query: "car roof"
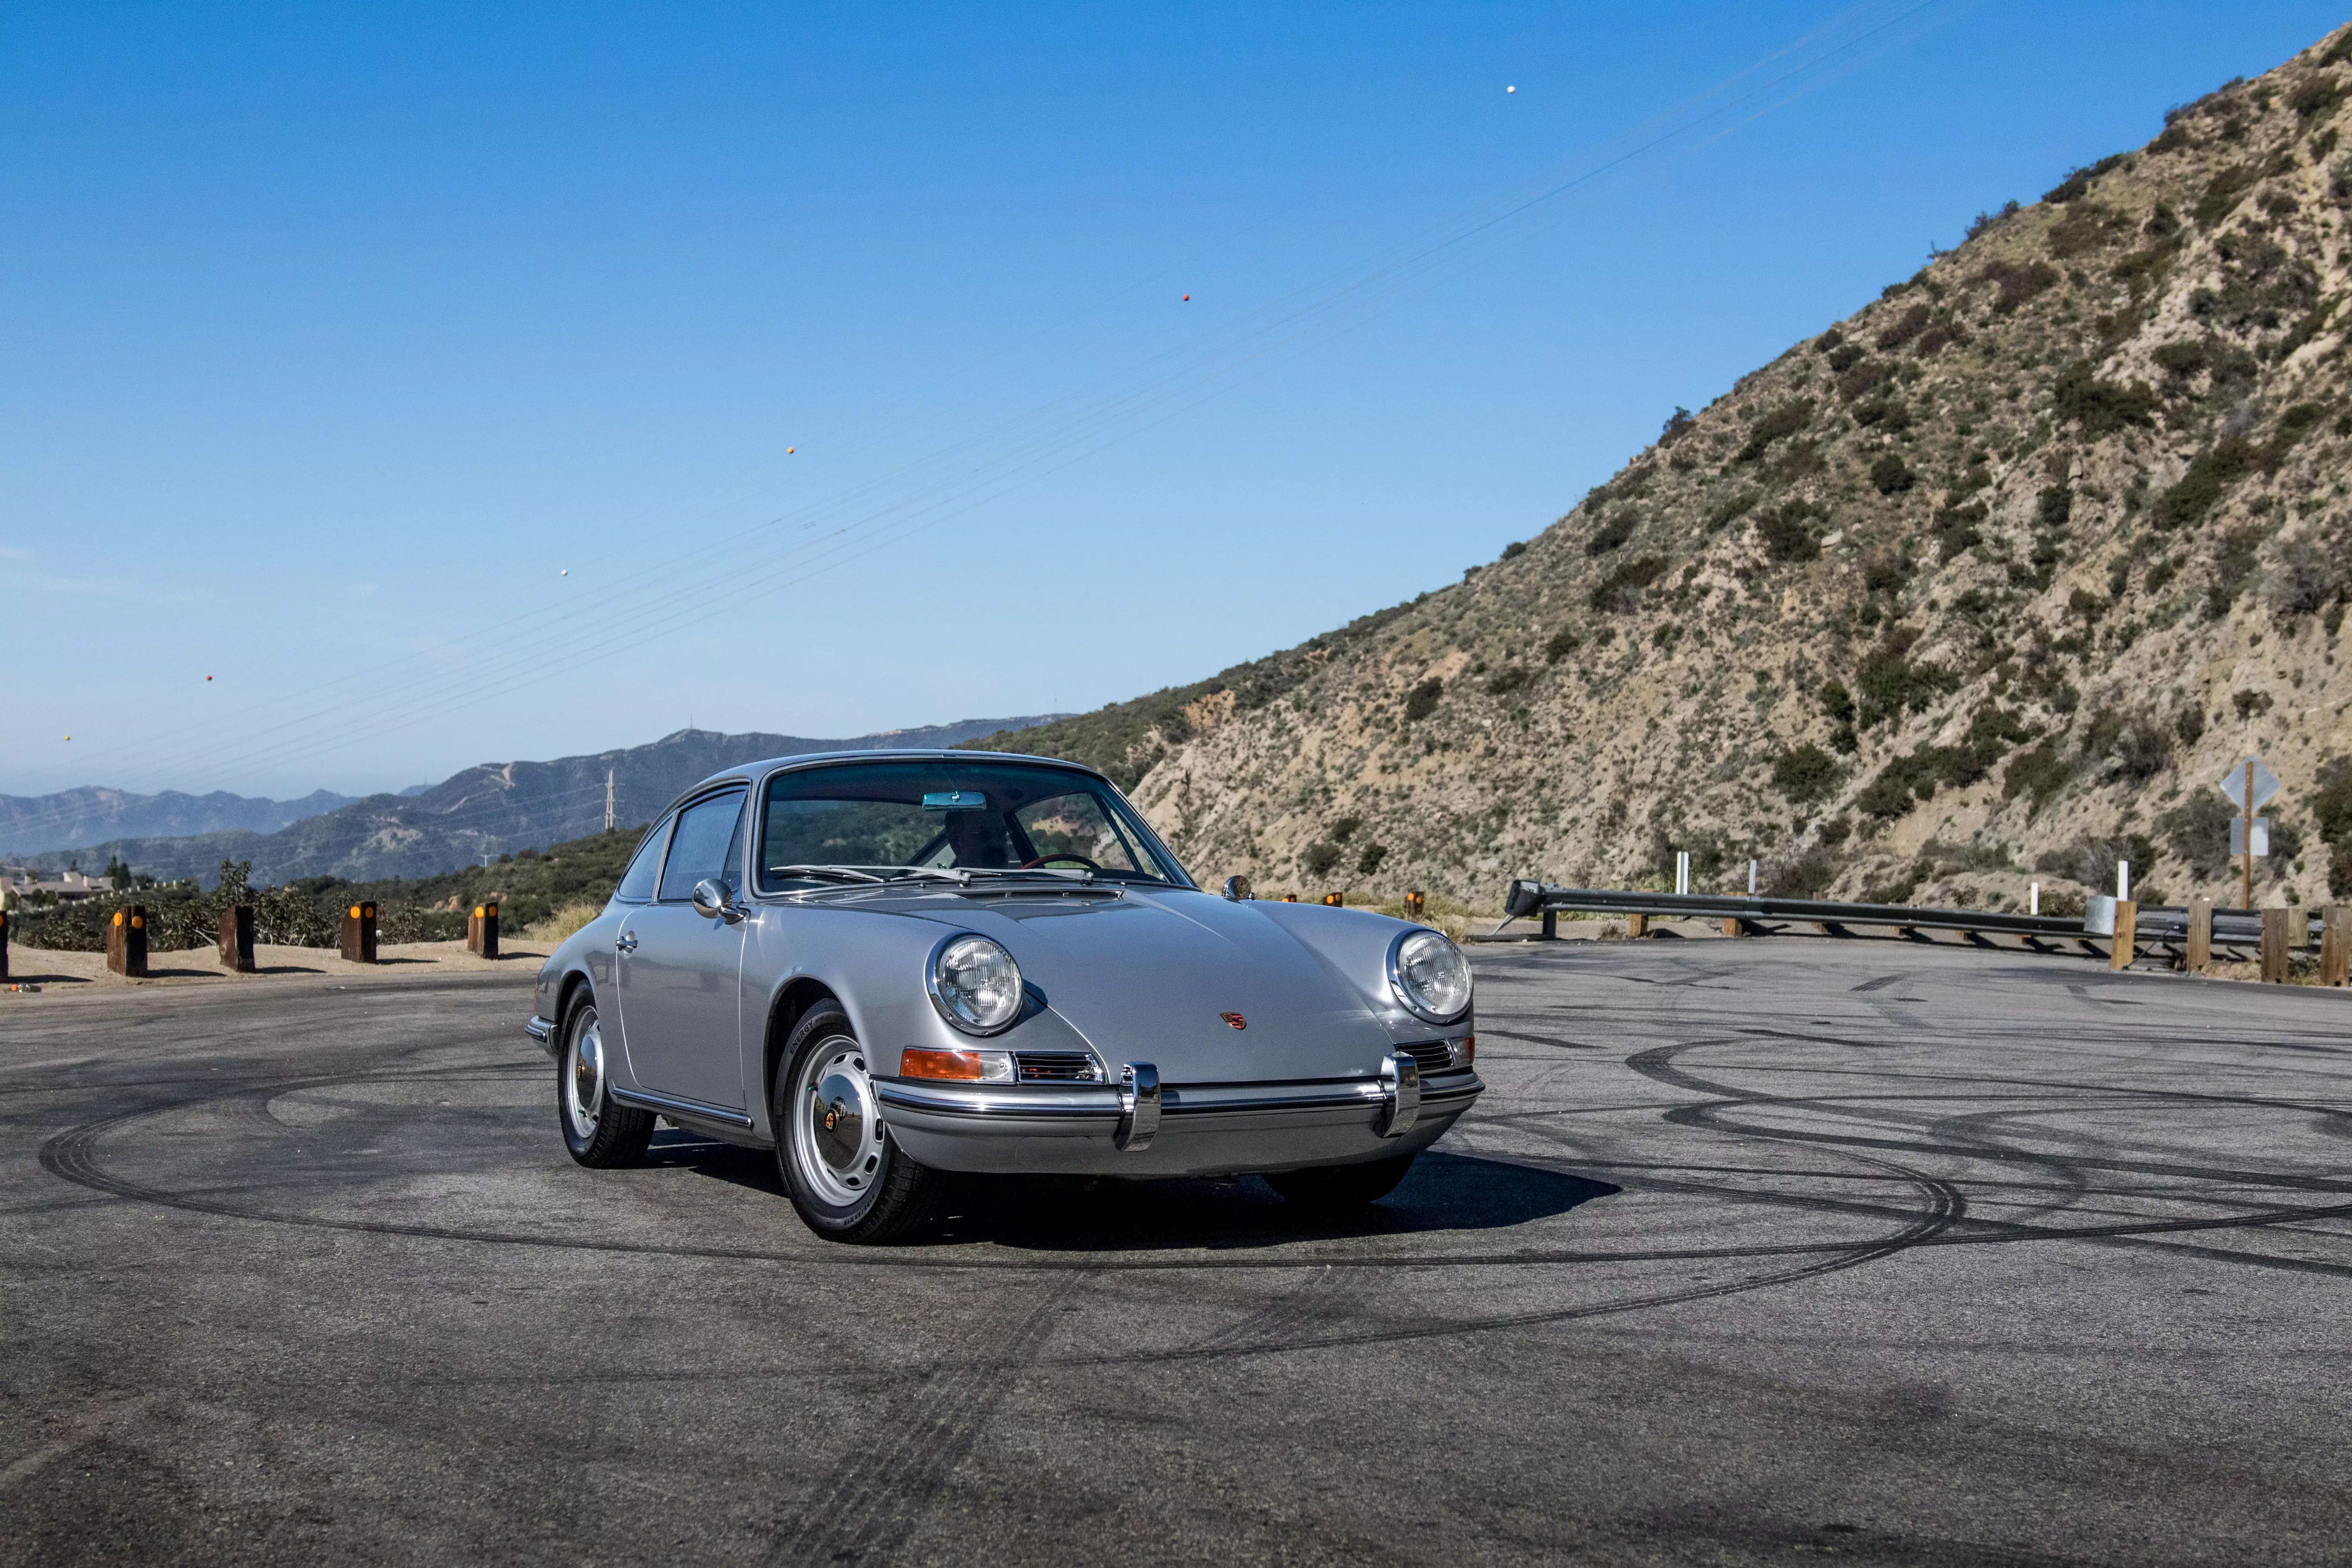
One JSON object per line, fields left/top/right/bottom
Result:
{"left": 661, "top": 749, "right": 1109, "bottom": 818}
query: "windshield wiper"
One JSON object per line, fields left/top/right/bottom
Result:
{"left": 768, "top": 864, "right": 886, "bottom": 885}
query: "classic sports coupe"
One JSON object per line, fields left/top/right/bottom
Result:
{"left": 525, "top": 751, "right": 1482, "bottom": 1241}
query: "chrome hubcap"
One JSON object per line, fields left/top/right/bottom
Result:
{"left": 566, "top": 1012, "right": 606, "bottom": 1140}
{"left": 793, "top": 1036, "right": 883, "bottom": 1208}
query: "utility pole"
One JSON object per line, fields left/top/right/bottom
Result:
{"left": 604, "top": 770, "right": 616, "bottom": 833}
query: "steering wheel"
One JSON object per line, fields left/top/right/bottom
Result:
{"left": 1019, "top": 853, "right": 1101, "bottom": 871}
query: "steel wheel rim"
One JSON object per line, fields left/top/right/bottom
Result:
{"left": 566, "top": 1010, "right": 606, "bottom": 1140}
{"left": 792, "top": 1034, "right": 883, "bottom": 1208}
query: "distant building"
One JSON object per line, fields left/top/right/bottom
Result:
{"left": 0, "top": 867, "right": 115, "bottom": 907}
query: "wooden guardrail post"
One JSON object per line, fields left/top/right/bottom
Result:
{"left": 1404, "top": 890, "right": 1425, "bottom": 922}
{"left": 2186, "top": 897, "right": 2212, "bottom": 973}
{"left": 106, "top": 905, "right": 148, "bottom": 978}
{"left": 1627, "top": 912, "right": 1649, "bottom": 939}
{"left": 2322, "top": 906, "right": 2348, "bottom": 986}
{"left": 2109, "top": 901, "right": 2137, "bottom": 972}
{"left": 1321, "top": 892, "right": 1344, "bottom": 907}
{"left": 2260, "top": 907, "right": 2289, "bottom": 983}
{"left": 340, "top": 900, "right": 377, "bottom": 964}
{"left": 467, "top": 901, "right": 500, "bottom": 959}
{"left": 0, "top": 908, "right": 9, "bottom": 980}
{"left": 218, "top": 905, "right": 256, "bottom": 973}
{"left": 1720, "top": 917, "right": 1742, "bottom": 937}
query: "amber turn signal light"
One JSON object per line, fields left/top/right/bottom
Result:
{"left": 900, "top": 1048, "right": 1014, "bottom": 1083}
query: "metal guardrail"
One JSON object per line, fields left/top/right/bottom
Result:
{"left": 1496, "top": 881, "right": 2088, "bottom": 942}
{"left": 1494, "top": 880, "right": 2323, "bottom": 951}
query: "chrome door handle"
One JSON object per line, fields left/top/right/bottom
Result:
{"left": 615, "top": 933, "right": 638, "bottom": 954}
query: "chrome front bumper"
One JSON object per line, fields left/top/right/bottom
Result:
{"left": 875, "top": 1058, "right": 1482, "bottom": 1177}
{"left": 525, "top": 1014, "right": 555, "bottom": 1055}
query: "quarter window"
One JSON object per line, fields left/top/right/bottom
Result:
{"left": 657, "top": 790, "right": 747, "bottom": 902}
{"left": 613, "top": 816, "right": 673, "bottom": 904}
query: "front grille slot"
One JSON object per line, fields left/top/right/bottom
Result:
{"left": 1015, "top": 1052, "right": 1104, "bottom": 1083}
{"left": 1402, "top": 1041, "right": 1457, "bottom": 1076}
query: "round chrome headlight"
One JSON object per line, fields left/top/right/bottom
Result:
{"left": 1389, "top": 928, "right": 1472, "bottom": 1022}
{"left": 928, "top": 933, "right": 1024, "bottom": 1035}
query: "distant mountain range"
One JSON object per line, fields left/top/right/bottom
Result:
{"left": 0, "top": 787, "right": 363, "bottom": 858}
{"left": 18, "top": 717, "right": 1065, "bottom": 887}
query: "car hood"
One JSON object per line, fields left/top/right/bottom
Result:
{"left": 929, "top": 886, "right": 1399, "bottom": 1082}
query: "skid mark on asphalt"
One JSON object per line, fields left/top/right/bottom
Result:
{"left": 766, "top": 1271, "right": 1091, "bottom": 1565}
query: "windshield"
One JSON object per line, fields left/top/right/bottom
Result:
{"left": 756, "top": 760, "right": 1189, "bottom": 891}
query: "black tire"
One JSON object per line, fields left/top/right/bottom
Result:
{"left": 1264, "top": 1152, "right": 1416, "bottom": 1209}
{"left": 558, "top": 991, "right": 654, "bottom": 1168}
{"left": 774, "top": 1003, "right": 938, "bottom": 1243}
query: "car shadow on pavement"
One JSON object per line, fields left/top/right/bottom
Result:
{"left": 643, "top": 1134, "right": 1617, "bottom": 1252}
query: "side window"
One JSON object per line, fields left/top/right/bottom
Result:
{"left": 657, "top": 791, "right": 747, "bottom": 902}
{"left": 614, "top": 816, "right": 673, "bottom": 904}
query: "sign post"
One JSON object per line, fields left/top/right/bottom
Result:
{"left": 2220, "top": 757, "right": 2281, "bottom": 911}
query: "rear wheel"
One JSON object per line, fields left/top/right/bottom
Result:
{"left": 775, "top": 1004, "right": 938, "bottom": 1243}
{"left": 559, "top": 993, "right": 654, "bottom": 1168}
{"left": 1264, "top": 1153, "right": 1416, "bottom": 1209}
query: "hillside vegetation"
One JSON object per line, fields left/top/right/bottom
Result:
{"left": 974, "top": 28, "right": 2352, "bottom": 914}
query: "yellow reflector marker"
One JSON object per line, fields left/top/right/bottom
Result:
{"left": 474, "top": 905, "right": 484, "bottom": 918}
{"left": 350, "top": 905, "right": 362, "bottom": 919}
{"left": 113, "top": 912, "right": 124, "bottom": 926}
{"left": 131, "top": 915, "right": 143, "bottom": 929}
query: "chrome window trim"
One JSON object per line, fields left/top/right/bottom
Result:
{"left": 1385, "top": 927, "right": 1473, "bottom": 1025}
{"left": 651, "top": 785, "right": 750, "bottom": 906}
{"left": 611, "top": 812, "right": 679, "bottom": 907}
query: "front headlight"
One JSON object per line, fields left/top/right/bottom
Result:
{"left": 1389, "top": 928, "right": 1472, "bottom": 1022}
{"left": 928, "top": 933, "right": 1024, "bottom": 1035}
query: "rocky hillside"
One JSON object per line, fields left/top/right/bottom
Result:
{"left": 976, "top": 27, "right": 2352, "bottom": 915}
{"left": 0, "top": 786, "right": 360, "bottom": 859}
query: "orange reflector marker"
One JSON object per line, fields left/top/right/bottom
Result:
{"left": 350, "top": 905, "right": 363, "bottom": 919}
{"left": 113, "top": 911, "right": 124, "bottom": 926}
{"left": 900, "top": 1049, "right": 992, "bottom": 1081}
{"left": 131, "top": 915, "right": 143, "bottom": 929}
{"left": 1462, "top": 1035, "right": 1475, "bottom": 1066}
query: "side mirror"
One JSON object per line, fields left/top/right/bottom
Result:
{"left": 691, "top": 878, "right": 746, "bottom": 922}
{"left": 1221, "top": 875, "right": 1252, "bottom": 902}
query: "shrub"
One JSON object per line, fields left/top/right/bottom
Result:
{"left": 2208, "top": 528, "right": 2262, "bottom": 616}
{"left": 2231, "top": 688, "right": 2273, "bottom": 720}
{"left": 1404, "top": 679, "right": 1443, "bottom": 721}
{"left": 1768, "top": 847, "right": 1841, "bottom": 899}
{"left": 1587, "top": 510, "right": 1636, "bottom": 554}
{"left": 1588, "top": 554, "right": 1670, "bottom": 613}
{"left": 1836, "top": 359, "right": 1892, "bottom": 400}
{"left": 2157, "top": 796, "right": 2235, "bottom": 881}
{"left": 1772, "top": 744, "right": 1843, "bottom": 804}
{"left": 1735, "top": 399, "right": 1815, "bottom": 461}
{"left": 1826, "top": 342, "right": 1866, "bottom": 373}
{"left": 2152, "top": 338, "right": 2207, "bottom": 379}
{"left": 2049, "top": 203, "right": 2133, "bottom": 258}
{"left": 1303, "top": 841, "right": 1344, "bottom": 878}
{"left": 2052, "top": 360, "right": 2157, "bottom": 433}
{"left": 1964, "top": 200, "right": 2020, "bottom": 240}
{"left": 1544, "top": 627, "right": 1581, "bottom": 662}
{"left": 1485, "top": 664, "right": 1531, "bottom": 696}
{"left": 1500, "top": 540, "right": 1527, "bottom": 560}
{"left": 2067, "top": 587, "right": 2108, "bottom": 621}
{"left": 2039, "top": 484, "right": 2074, "bottom": 528}
{"left": 2265, "top": 535, "right": 2347, "bottom": 618}
{"left": 1704, "top": 493, "right": 1756, "bottom": 532}
{"left": 1869, "top": 455, "right": 1916, "bottom": 495}
{"left": 2291, "top": 78, "right": 2345, "bottom": 122}
{"left": 1327, "top": 815, "right": 1362, "bottom": 842}
{"left": 2194, "top": 162, "right": 2263, "bottom": 226}
{"left": 1875, "top": 304, "right": 1932, "bottom": 351}
{"left": 1757, "top": 500, "right": 1820, "bottom": 561}
{"left": 2002, "top": 742, "right": 2071, "bottom": 805}
{"left": 1933, "top": 501, "right": 1985, "bottom": 560}
{"left": 1981, "top": 260, "right": 2060, "bottom": 313}
{"left": 2313, "top": 757, "right": 2352, "bottom": 896}
{"left": 1853, "top": 637, "right": 1953, "bottom": 725}
{"left": 1860, "top": 549, "right": 1911, "bottom": 592}
{"left": 1355, "top": 843, "right": 1389, "bottom": 876}
{"left": 1820, "top": 679, "right": 1856, "bottom": 724}
{"left": 1660, "top": 407, "right": 1695, "bottom": 444}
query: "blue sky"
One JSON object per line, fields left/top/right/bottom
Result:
{"left": 3, "top": 1, "right": 2341, "bottom": 798}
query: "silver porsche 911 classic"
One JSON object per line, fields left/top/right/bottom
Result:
{"left": 524, "top": 750, "right": 1482, "bottom": 1242}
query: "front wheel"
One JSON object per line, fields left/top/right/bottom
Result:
{"left": 1264, "top": 1153, "right": 1416, "bottom": 1209}
{"left": 559, "top": 993, "right": 654, "bottom": 1168}
{"left": 775, "top": 1004, "right": 938, "bottom": 1243}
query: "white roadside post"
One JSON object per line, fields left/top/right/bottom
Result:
{"left": 1748, "top": 859, "right": 1758, "bottom": 896}
{"left": 2030, "top": 882, "right": 2040, "bottom": 916}
{"left": 1675, "top": 851, "right": 1690, "bottom": 897}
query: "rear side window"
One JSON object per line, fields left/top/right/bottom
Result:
{"left": 614, "top": 817, "right": 672, "bottom": 904}
{"left": 658, "top": 790, "right": 747, "bottom": 902}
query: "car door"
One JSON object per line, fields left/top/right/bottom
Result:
{"left": 616, "top": 787, "right": 750, "bottom": 1113}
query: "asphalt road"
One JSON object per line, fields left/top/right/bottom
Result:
{"left": 4, "top": 940, "right": 2348, "bottom": 1566}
